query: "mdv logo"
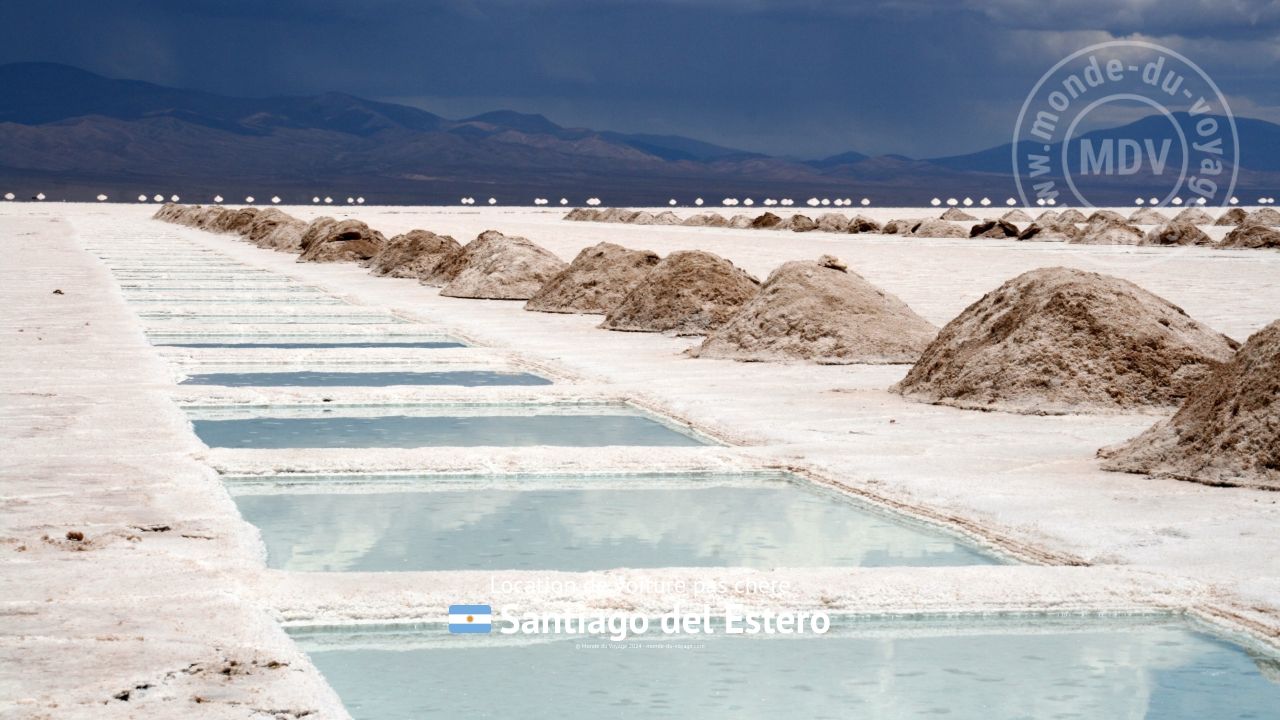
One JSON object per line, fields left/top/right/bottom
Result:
{"left": 1079, "top": 138, "right": 1173, "bottom": 176}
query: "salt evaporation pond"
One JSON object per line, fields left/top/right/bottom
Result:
{"left": 228, "top": 472, "right": 1000, "bottom": 571}
{"left": 188, "top": 403, "right": 710, "bottom": 448}
{"left": 289, "top": 616, "right": 1280, "bottom": 720}
{"left": 181, "top": 370, "right": 551, "bottom": 387}
{"left": 149, "top": 332, "right": 467, "bottom": 349}
{"left": 137, "top": 311, "right": 403, "bottom": 324}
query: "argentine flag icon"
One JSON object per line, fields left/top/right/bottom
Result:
{"left": 448, "top": 605, "right": 493, "bottom": 634}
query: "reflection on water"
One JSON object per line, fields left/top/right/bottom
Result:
{"left": 194, "top": 414, "right": 706, "bottom": 448}
{"left": 294, "top": 620, "right": 1280, "bottom": 720}
{"left": 181, "top": 370, "right": 551, "bottom": 387}
{"left": 235, "top": 483, "right": 999, "bottom": 571}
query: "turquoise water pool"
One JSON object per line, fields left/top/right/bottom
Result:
{"left": 289, "top": 616, "right": 1280, "bottom": 720}
{"left": 229, "top": 472, "right": 1000, "bottom": 571}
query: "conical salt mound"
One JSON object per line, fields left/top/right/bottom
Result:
{"left": 1056, "top": 209, "right": 1086, "bottom": 224}
{"left": 750, "top": 212, "right": 782, "bottom": 229}
{"left": 692, "top": 256, "right": 936, "bottom": 364}
{"left": 1099, "top": 319, "right": 1279, "bottom": 489}
{"left": 882, "top": 218, "right": 922, "bottom": 234}
{"left": 298, "top": 218, "right": 386, "bottom": 263}
{"left": 650, "top": 211, "right": 682, "bottom": 225}
{"left": 601, "top": 250, "right": 759, "bottom": 334}
{"left": 439, "top": 230, "right": 567, "bottom": 300}
{"left": 597, "top": 208, "right": 639, "bottom": 223}
{"left": 911, "top": 219, "right": 966, "bottom": 238}
{"left": 1001, "top": 209, "right": 1033, "bottom": 223}
{"left": 891, "top": 267, "right": 1238, "bottom": 415}
{"left": 564, "top": 208, "right": 600, "bottom": 222}
{"left": 1244, "top": 207, "right": 1280, "bottom": 226}
{"left": 816, "top": 213, "right": 851, "bottom": 232}
{"left": 779, "top": 214, "right": 817, "bottom": 232}
{"left": 1221, "top": 224, "right": 1280, "bottom": 249}
{"left": 366, "top": 230, "right": 462, "bottom": 278}
{"left": 969, "top": 219, "right": 1019, "bottom": 238}
{"left": 525, "top": 242, "right": 660, "bottom": 314}
{"left": 1172, "top": 208, "right": 1213, "bottom": 225}
{"left": 1141, "top": 220, "right": 1213, "bottom": 246}
{"left": 1214, "top": 208, "right": 1248, "bottom": 225}
{"left": 940, "top": 207, "right": 977, "bottom": 221}
{"left": 1129, "top": 208, "right": 1169, "bottom": 225}
{"left": 1071, "top": 215, "right": 1142, "bottom": 245}
{"left": 847, "top": 215, "right": 882, "bottom": 233}
{"left": 683, "top": 213, "right": 728, "bottom": 227}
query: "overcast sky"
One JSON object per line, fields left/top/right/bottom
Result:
{"left": 2, "top": 0, "right": 1277, "bottom": 157}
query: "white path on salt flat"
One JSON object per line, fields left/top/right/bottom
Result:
{"left": 3, "top": 203, "right": 1279, "bottom": 717}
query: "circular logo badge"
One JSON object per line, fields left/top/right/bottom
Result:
{"left": 1013, "top": 40, "right": 1238, "bottom": 210}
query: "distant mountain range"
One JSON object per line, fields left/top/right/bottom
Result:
{"left": 1, "top": 62, "right": 1276, "bottom": 204}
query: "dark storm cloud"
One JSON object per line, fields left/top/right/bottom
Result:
{"left": 0, "top": 0, "right": 1275, "bottom": 157}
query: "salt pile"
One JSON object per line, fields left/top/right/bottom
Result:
{"left": 1141, "top": 220, "right": 1213, "bottom": 247}
{"left": 298, "top": 218, "right": 386, "bottom": 263}
{"left": 682, "top": 213, "right": 728, "bottom": 227}
{"left": 1214, "top": 208, "right": 1248, "bottom": 226}
{"left": 1071, "top": 215, "right": 1142, "bottom": 245}
{"left": 882, "top": 219, "right": 922, "bottom": 235}
{"left": 727, "top": 214, "right": 754, "bottom": 229}
{"left": 815, "top": 213, "right": 851, "bottom": 232}
{"left": 910, "top": 219, "right": 967, "bottom": 238}
{"left": 779, "top": 214, "right": 817, "bottom": 232}
{"left": 1056, "top": 209, "right": 1087, "bottom": 224}
{"left": 1221, "top": 224, "right": 1280, "bottom": 249}
{"left": 1100, "top": 319, "right": 1279, "bottom": 490}
{"left": 1172, "top": 208, "right": 1213, "bottom": 225}
{"left": 525, "top": 241, "right": 660, "bottom": 314}
{"left": 438, "top": 230, "right": 567, "bottom": 300}
{"left": 969, "top": 219, "right": 1019, "bottom": 238}
{"left": 750, "top": 212, "right": 782, "bottom": 229}
{"left": 564, "top": 208, "right": 600, "bottom": 222}
{"left": 940, "top": 208, "right": 977, "bottom": 221}
{"left": 1244, "top": 208, "right": 1280, "bottom": 226}
{"left": 692, "top": 256, "right": 936, "bottom": 363}
{"left": 365, "top": 229, "right": 462, "bottom": 278}
{"left": 892, "top": 267, "right": 1237, "bottom": 414}
{"left": 601, "top": 250, "right": 759, "bottom": 334}
{"left": 1001, "top": 209, "right": 1034, "bottom": 223}
{"left": 1129, "top": 208, "right": 1170, "bottom": 225}
{"left": 847, "top": 215, "right": 882, "bottom": 233}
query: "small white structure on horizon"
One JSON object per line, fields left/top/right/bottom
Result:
{"left": 781, "top": 198, "right": 795, "bottom": 206}
{"left": 820, "top": 198, "right": 831, "bottom": 206}
{"left": 137, "top": 194, "right": 147, "bottom": 202}
{"left": 861, "top": 198, "right": 870, "bottom": 206}
{"left": 312, "top": 196, "right": 321, "bottom": 203}
{"left": 271, "top": 196, "right": 282, "bottom": 204}
{"left": 153, "top": 194, "right": 164, "bottom": 202}
{"left": 1196, "top": 197, "right": 1207, "bottom": 205}
{"left": 1148, "top": 196, "right": 1159, "bottom": 205}
{"left": 1005, "top": 198, "right": 1016, "bottom": 206}
{"left": 245, "top": 196, "right": 255, "bottom": 204}
{"left": 1229, "top": 196, "right": 1239, "bottom": 205}
{"left": 743, "top": 198, "right": 754, "bottom": 206}
{"left": 1172, "top": 197, "right": 1184, "bottom": 205}
{"left": 586, "top": 197, "right": 602, "bottom": 206}
{"left": 488, "top": 197, "right": 497, "bottom": 205}
{"left": 806, "top": 198, "right": 820, "bottom": 207}
{"left": 346, "top": 197, "right": 355, "bottom": 204}
{"left": 979, "top": 197, "right": 991, "bottom": 206}
{"left": 3, "top": 192, "right": 13, "bottom": 201}
{"left": 1035, "top": 198, "right": 1046, "bottom": 206}
{"left": 930, "top": 198, "right": 941, "bottom": 206}
{"left": 722, "top": 198, "right": 739, "bottom": 206}
{"left": 170, "top": 195, "right": 180, "bottom": 202}
{"left": 1135, "top": 197, "right": 1145, "bottom": 205}
{"left": 1046, "top": 198, "right": 1057, "bottom": 206}
{"left": 668, "top": 199, "right": 677, "bottom": 206}
{"left": 946, "top": 198, "right": 958, "bottom": 206}
{"left": 214, "top": 195, "right": 224, "bottom": 203}
{"left": 560, "top": 198, "right": 569, "bottom": 205}
{"left": 694, "top": 197, "right": 704, "bottom": 206}
{"left": 36, "top": 192, "right": 46, "bottom": 201}
{"left": 96, "top": 194, "right": 108, "bottom": 202}
{"left": 962, "top": 197, "right": 974, "bottom": 207}
{"left": 324, "top": 196, "right": 333, "bottom": 204}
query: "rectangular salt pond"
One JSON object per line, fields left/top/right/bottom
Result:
{"left": 181, "top": 370, "right": 551, "bottom": 387}
{"left": 288, "top": 616, "right": 1280, "bottom": 720}
{"left": 227, "top": 472, "right": 1000, "bottom": 570}
{"left": 148, "top": 332, "right": 466, "bottom": 349}
{"left": 138, "top": 312, "right": 404, "bottom": 324}
{"left": 187, "top": 403, "right": 711, "bottom": 448}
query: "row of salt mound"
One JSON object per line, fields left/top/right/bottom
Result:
{"left": 892, "top": 267, "right": 1238, "bottom": 415}
{"left": 566, "top": 207, "right": 891, "bottom": 234}
{"left": 1098, "top": 319, "right": 1279, "bottom": 490}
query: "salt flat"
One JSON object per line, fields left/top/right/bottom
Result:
{"left": 2, "top": 203, "right": 1278, "bottom": 718}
